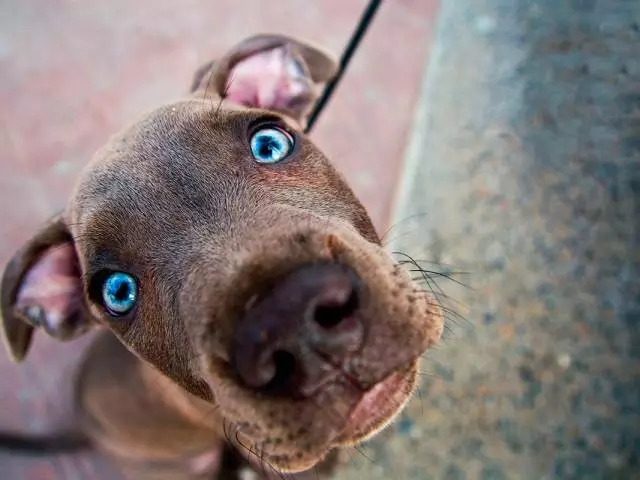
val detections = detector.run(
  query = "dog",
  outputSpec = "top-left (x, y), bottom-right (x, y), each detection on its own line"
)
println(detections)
top-left (0, 34), bottom-right (444, 479)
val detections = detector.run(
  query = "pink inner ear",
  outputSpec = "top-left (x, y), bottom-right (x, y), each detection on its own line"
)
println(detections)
top-left (225, 46), bottom-right (313, 115)
top-left (15, 243), bottom-right (84, 336)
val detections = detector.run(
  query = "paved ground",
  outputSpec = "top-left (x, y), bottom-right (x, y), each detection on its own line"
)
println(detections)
top-left (339, 0), bottom-right (639, 479)
top-left (2, 0), bottom-right (639, 479)
top-left (0, 0), bottom-right (439, 478)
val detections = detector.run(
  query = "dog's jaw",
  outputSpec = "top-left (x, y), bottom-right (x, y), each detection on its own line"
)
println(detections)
top-left (189, 219), bottom-right (443, 474)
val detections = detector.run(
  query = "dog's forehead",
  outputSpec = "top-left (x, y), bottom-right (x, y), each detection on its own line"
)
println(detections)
top-left (91, 98), bottom-right (241, 174)
top-left (64, 98), bottom-right (377, 264)
top-left (67, 100), bottom-right (266, 255)
top-left (75, 100), bottom-right (253, 212)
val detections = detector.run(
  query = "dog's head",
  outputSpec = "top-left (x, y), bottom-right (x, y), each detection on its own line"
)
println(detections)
top-left (0, 35), bottom-right (443, 473)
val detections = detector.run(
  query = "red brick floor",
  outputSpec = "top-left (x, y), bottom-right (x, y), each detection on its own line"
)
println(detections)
top-left (0, 0), bottom-right (439, 477)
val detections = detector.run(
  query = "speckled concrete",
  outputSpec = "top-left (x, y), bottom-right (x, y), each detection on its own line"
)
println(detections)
top-left (338, 0), bottom-right (640, 479)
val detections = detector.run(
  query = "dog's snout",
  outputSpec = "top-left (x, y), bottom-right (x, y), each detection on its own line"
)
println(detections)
top-left (231, 263), bottom-right (364, 397)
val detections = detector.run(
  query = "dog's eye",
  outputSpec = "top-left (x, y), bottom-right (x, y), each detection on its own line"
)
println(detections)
top-left (102, 272), bottom-right (138, 316)
top-left (250, 127), bottom-right (294, 164)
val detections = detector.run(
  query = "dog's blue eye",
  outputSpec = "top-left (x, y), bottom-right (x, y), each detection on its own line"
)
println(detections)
top-left (250, 127), bottom-right (294, 164)
top-left (102, 272), bottom-right (138, 315)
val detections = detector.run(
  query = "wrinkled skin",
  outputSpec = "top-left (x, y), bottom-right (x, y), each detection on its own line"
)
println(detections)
top-left (0, 34), bottom-right (443, 478)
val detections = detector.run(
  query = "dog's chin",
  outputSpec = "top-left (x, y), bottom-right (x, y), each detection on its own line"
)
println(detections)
top-left (259, 364), bottom-right (419, 474)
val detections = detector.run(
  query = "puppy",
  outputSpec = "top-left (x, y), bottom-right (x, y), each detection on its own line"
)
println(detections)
top-left (0, 34), bottom-right (443, 479)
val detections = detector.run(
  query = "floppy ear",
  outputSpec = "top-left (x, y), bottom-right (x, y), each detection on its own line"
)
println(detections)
top-left (191, 33), bottom-right (338, 126)
top-left (0, 215), bottom-right (90, 362)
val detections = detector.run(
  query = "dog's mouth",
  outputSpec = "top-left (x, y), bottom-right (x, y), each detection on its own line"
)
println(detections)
top-left (335, 366), bottom-right (417, 445)
top-left (229, 366), bottom-right (419, 474)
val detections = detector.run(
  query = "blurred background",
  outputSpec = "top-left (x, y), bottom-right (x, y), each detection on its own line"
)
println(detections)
top-left (0, 0), bottom-right (638, 479)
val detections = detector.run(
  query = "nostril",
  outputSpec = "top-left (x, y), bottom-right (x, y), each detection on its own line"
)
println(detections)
top-left (232, 262), bottom-right (364, 395)
top-left (265, 350), bottom-right (297, 392)
top-left (313, 288), bottom-right (359, 329)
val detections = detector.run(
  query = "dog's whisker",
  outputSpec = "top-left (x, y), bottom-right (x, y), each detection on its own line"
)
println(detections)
top-left (353, 443), bottom-right (380, 467)
top-left (203, 65), bottom-right (219, 110)
top-left (228, 419), bottom-right (274, 479)
top-left (225, 418), bottom-right (247, 462)
top-left (259, 444), bottom-right (287, 480)
top-left (416, 370), bottom-right (442, 380)
top-left (382, 229), bottom-right (429, 249)
top-left (406, 266), bottom-right (472, 281)
top-left (405, 262), bottom-right (450, 299)
top-left (249, 440), bottom-right (267, 478)
top-left (214, 74), bottom-right (234, 121)
top-left (379, 212), bottom-right (429, 245)
top-left (392, 251), bottom-right (468, 274)
top-left (436, 304), bottom-right (472, 329)
top-left (408, 272), bottom-right (472, 288)
top-left (413, 270), bottom-right (472, 291)
top-left (394, 255), bottom-right (465, 270)
top-left (411, 283), bottom-right (463, 303)
top-left (415, 383), bottom-right (425, 418)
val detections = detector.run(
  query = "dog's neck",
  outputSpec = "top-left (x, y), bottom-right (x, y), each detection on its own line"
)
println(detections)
top-left (139, 360), bottom-right (219, 429)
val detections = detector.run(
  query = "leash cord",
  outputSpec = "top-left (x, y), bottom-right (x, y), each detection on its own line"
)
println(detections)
top-left (304, 0), bottom-right (384, 133)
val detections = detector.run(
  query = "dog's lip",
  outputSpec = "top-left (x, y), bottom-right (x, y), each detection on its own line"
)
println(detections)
top-left (335, 370), bottom-right (414, 444)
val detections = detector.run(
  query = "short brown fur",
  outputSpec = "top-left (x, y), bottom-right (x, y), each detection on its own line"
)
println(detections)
top-left (0, 34), bottom-right (443, 479)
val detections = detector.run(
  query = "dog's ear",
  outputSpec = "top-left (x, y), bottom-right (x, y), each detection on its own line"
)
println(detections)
top-left (191, 34), bottom-right (338, 126)
top-left (0, 215), bottom-right (90, 362)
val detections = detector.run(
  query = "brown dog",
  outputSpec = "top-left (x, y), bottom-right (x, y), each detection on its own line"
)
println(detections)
top-left (0, 34), bottom-right (443, 479)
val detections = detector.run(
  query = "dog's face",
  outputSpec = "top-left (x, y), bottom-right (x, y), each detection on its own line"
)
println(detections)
top-left (0, 35), bottom-right (443, 473)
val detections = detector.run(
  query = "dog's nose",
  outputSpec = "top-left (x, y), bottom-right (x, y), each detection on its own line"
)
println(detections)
top-left (231, 262), bottom-right (364, 397)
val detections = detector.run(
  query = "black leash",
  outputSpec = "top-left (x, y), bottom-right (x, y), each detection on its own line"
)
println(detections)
top-left (304, 0), bottom-right (384, 133)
